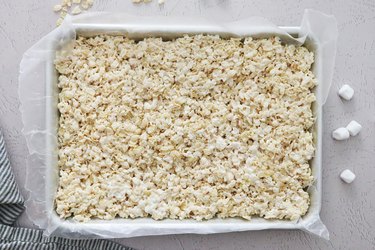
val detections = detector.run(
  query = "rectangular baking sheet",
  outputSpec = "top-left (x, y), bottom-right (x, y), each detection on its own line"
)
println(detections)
top-left (44, 22), bottom-right (323, 238)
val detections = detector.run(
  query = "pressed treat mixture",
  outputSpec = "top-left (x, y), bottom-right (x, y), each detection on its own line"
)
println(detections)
top-left (55, 35), bottom-right (316, 222)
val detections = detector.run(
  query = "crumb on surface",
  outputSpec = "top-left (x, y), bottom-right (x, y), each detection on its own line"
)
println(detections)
top-left (54, 0), bottom-right (93, 25)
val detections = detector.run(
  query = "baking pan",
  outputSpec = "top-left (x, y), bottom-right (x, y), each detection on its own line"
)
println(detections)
top-left (44, 22), bottom-right (322, 238)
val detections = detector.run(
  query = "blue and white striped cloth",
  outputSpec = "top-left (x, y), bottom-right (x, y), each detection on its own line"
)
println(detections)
top-left (0, 129), bottom-right (132, 250)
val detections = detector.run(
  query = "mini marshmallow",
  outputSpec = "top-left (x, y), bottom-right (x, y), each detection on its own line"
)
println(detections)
top-left (338, 84), bottom-right (354, 100)
top-left (346, 120), bottom-right (362, 136)
top-left (332, 127), bottom-right (350, 140)
top-left (340, 169), bottom-right (356, 183)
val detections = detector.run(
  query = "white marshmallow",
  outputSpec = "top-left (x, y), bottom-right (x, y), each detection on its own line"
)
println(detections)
top-left (332, 127), bottom-right (350, 140)
top-left (340, 169), bottom-right (356, 183)
top-left (338, 84), bottom-right (354, 100)
top-left (346, 120), bottom-right (362, 136)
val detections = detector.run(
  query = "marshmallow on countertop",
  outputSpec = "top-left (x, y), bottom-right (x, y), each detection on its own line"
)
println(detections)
top-left (332, 127), bottom-right (350, 140)
top-left (338, 84), bottom-right (354, 100)
top-left (340, 169), bottom-right (356, 183)
top-left (346, 120), bottom-right (362, 136)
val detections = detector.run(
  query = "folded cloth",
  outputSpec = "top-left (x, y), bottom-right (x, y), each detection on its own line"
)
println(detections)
top-left (0, 129), bottom-right (133, 250)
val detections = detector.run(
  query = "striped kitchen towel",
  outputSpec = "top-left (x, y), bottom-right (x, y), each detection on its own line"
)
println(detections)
top-left (0, 129), bottom-right (133, 250)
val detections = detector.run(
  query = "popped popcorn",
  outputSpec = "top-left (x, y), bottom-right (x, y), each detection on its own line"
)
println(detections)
top-left (55, 35), bottom-right (317, 222)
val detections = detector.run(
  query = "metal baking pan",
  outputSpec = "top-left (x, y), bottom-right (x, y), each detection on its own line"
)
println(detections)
top-left (44, 21), bottom-right (322, 238)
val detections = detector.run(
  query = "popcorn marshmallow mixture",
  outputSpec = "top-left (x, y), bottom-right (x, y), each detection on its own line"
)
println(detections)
top-left (55, 35), bottom-right (317, 222)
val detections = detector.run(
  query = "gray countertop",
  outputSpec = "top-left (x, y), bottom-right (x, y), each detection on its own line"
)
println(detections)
top-left (1, 0), bottom-right (374, 249)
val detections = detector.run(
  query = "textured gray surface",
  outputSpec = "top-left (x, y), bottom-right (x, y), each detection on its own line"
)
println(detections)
top-left (0, 0), bottom-right (374, 249)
